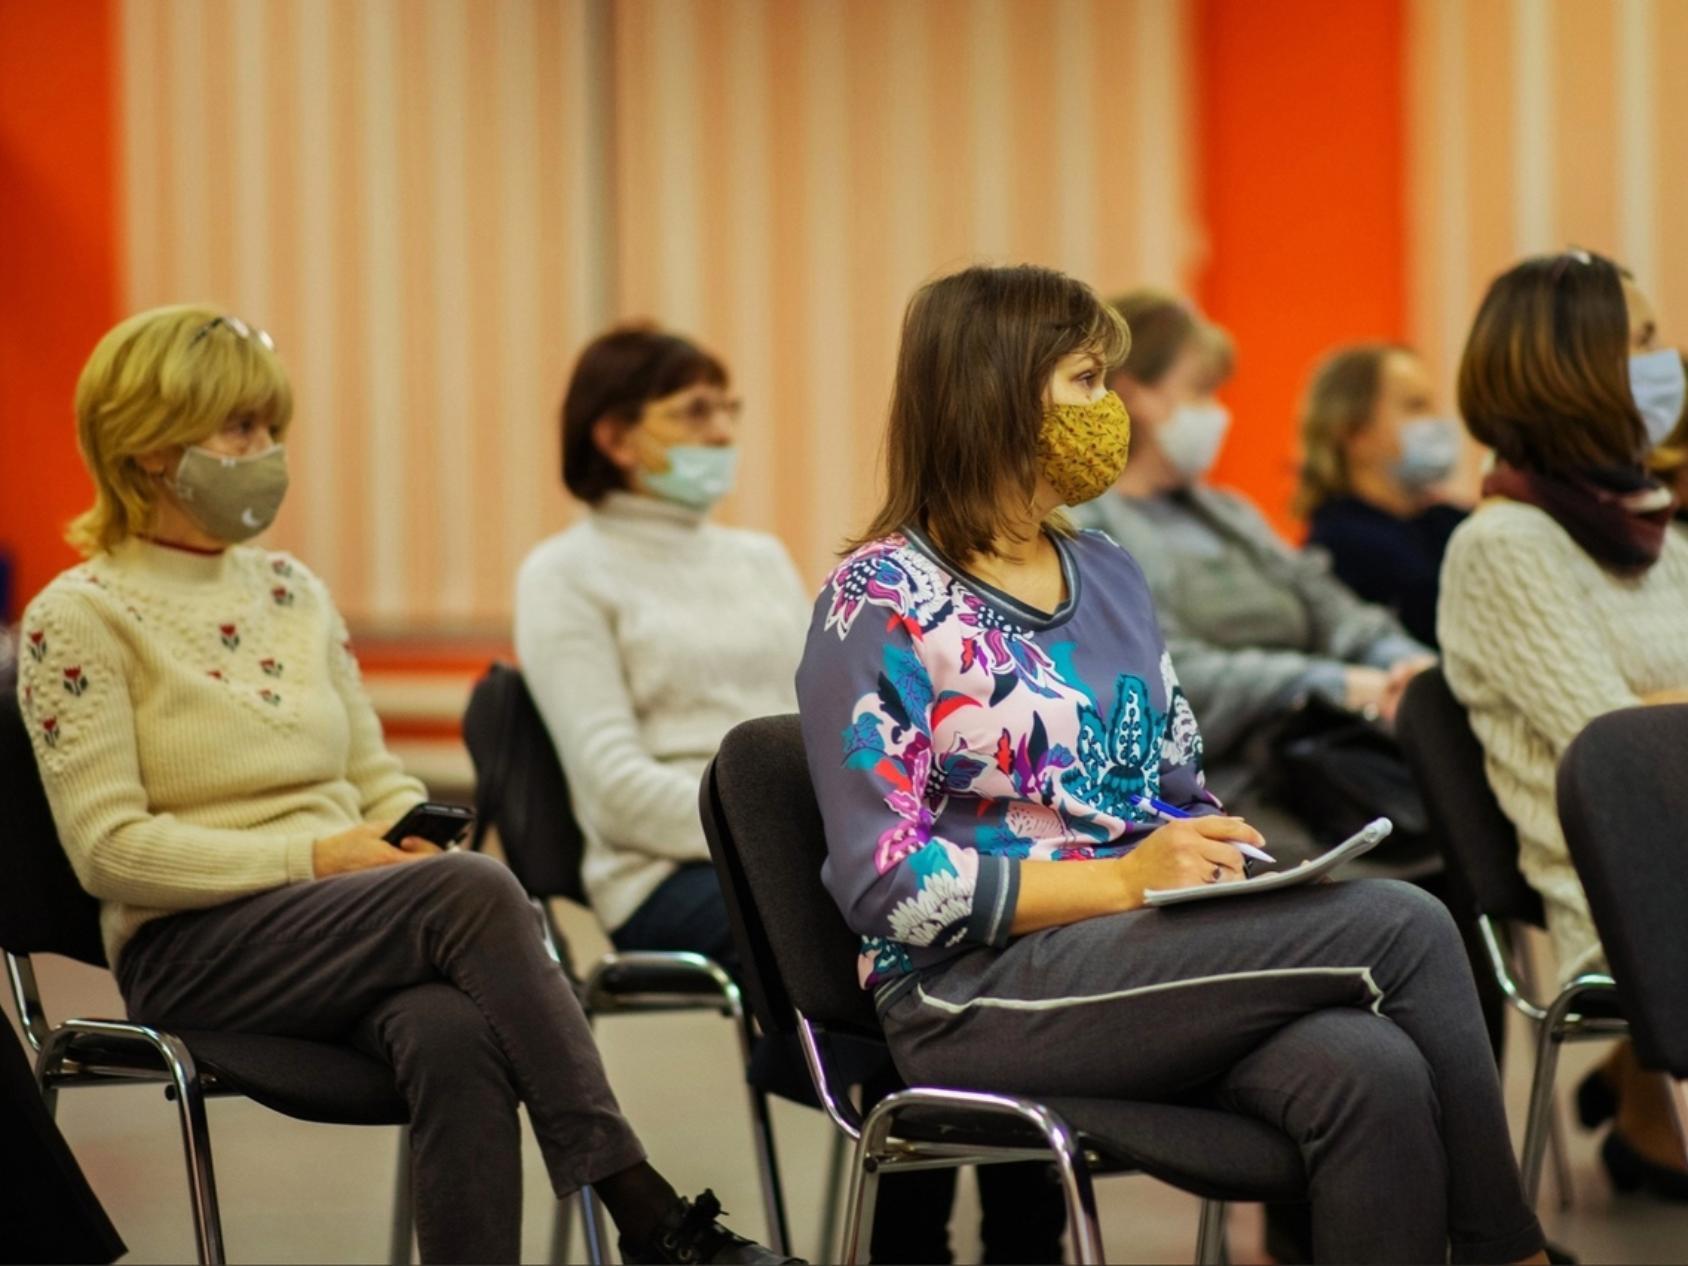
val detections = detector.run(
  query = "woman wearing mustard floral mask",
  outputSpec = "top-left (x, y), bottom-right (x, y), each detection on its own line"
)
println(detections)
top-left (796, 265), bottom-right (1548, 1265)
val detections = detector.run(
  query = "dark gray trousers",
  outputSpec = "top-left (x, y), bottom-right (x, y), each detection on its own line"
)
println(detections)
top-left (881, 879), bottom-right (1545, 1265)
top-left (117, 850), bottom-right (646, 1264)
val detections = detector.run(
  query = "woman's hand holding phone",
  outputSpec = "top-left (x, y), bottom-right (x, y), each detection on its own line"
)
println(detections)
top-left (312, 821), bottom-right (441, 878)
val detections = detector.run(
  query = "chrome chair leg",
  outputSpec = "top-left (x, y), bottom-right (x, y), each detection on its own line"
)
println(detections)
top-left (1194, 1198), bottom-right (1228, 1266)
top-left (1521, 998), bottom-right (1571, 1206)
top-left (1051, 1141), bottom-right (1105, 1266)
top-left (550, 1196), bottom-right (574, 1265)
top-left (163, 1041), bottom-right (227, 1265)
top-left (816, 1128), bottom-right (849, 1264)
top-left (389, 1129), bottom-right (414, 1266)
top-left (580, 1184), bottom-right (611, 1266)
top-left (837, 1130), bottom-right (883, 1266)
top-left (1546, 1088), bottom-right (1575, 1212)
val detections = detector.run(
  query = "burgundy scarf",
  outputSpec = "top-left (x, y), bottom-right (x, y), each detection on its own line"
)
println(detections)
top-left (1483, 462), bottom-right (1677, 575)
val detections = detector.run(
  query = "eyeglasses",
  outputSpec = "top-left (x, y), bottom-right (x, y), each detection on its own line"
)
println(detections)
top-left (190, 315), bottom-right (276, 351)
top-left (650, 397), bottom-right (744, 428)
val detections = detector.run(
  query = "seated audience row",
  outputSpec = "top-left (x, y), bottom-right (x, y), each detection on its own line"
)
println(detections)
top-left (19, 245), bottom-right (1688, 1261)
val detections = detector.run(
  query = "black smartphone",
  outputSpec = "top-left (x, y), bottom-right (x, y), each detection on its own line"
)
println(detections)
top-left (385, 802), bottom-right (475, 848)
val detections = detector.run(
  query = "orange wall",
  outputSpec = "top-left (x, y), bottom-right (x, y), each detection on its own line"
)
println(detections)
top-left (1195, 0), bottom-right (1407, 537)
top-left (0, 0), bottom-right (117, 620)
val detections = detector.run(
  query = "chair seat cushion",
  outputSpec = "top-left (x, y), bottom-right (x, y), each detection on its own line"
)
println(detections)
top-left (181, 1031), bottom-right (408, 1125)
top-left (64, 1028), bottom-right (408, 1126)
top-left (891, 1095), bottom-right (1305, 1203)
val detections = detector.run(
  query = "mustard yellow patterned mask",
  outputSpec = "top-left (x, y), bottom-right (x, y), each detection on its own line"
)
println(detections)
top-left (1036, 390), bottom-right (1131, 506)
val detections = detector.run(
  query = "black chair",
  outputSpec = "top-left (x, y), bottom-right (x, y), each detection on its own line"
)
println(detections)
top-left (1396, 667), bottom-right (1624, 1207)
top-left (700, 713), bottom-right (1309, 1265)
top-left (1558, 704), bottom-right (1688, 1163)
top-left (461, 663), bottom-right (799, 1259)
top-left (0, 678), bottom-right (414, 1266)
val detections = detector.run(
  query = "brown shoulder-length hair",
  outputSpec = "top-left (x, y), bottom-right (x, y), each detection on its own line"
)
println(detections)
top-left (1293, 342), bottom-right (1413, 518)
top-left (849, 265), bottom-right (1130, 560)
top-left (1458, 251), bottom-right (1645, 475)
top-left (560, 322), bottom-right (727, 504)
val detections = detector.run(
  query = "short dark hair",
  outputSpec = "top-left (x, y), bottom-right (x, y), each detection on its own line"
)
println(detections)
top-left (1107, 288), bottom-right (1197, 387)
top-left (560, 323), bottom-right (728, 504)
top-left (849, 264), bottom-right (1130, 560)
top-left (1458, 251), bottom-right (1644, 475)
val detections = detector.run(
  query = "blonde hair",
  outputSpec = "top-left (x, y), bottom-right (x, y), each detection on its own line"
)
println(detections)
top-left (68, 305), bottom-right (293, 555)
top-left (1293, 342), bottom-right (1412, 519)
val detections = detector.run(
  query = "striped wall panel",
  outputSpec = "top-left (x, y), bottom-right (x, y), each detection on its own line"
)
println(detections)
top-left (118, 0), bottom-right (1196, 626)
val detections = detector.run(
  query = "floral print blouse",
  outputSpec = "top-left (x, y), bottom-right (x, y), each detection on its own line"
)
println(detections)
top-left (796, 526), bottom-right (1217, 1004)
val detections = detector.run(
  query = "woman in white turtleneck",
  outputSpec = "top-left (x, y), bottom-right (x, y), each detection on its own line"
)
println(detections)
top-left (515, 324), bottom-right (810, 943)
top-left (514, 322), bottom-right (1071, 1265)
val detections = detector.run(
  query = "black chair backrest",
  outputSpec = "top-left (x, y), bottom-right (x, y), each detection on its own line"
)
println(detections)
top-left (1558, 705), bottom-right (1688, 1074)
top-left (700, 714), bottom-right (880, 1041)
top-left (460, 663), bottom-right (588, 905)
top-left (1397, 666), bottom-right (1544, 927)
top-left (0, 667), bottom-right (107, 966)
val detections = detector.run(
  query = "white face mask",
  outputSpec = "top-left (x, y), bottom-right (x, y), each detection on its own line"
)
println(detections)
top-left (1391, 417), bottom-right (1461, 491)
top-left (1158, 403), bottom-right (1231, 482)
top-left (1630, 349), bottom-right (1686, 449)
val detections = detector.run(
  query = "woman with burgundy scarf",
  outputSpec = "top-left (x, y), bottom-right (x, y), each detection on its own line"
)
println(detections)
top-left (1440, 250), bottom-right (1688, 1199)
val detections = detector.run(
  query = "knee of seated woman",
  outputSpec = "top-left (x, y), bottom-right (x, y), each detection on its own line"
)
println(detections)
top-left (1344, 877), bottom-right (1457, 937)
top-left (426, 848), bottom-right (530, 909)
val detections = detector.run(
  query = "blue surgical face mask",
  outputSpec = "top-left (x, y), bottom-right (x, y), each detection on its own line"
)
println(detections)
top-left (1630, 348), bottom-right (1687, 449)
top-left (1391, 417), bottom-right (1461, 491)
top-left (643, 444), bottom-right (738, 510)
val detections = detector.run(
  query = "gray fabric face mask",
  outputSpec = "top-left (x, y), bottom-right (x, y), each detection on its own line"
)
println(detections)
top-left (169, 443), bottom-right (290, 543)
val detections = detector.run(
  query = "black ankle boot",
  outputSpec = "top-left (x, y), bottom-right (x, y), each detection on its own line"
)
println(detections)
top-left (619, 1189), bottom-right (803, 1265)
top-left (1600, 1132), bottom-right (1688, 1202)
top-left (1575, 1067), bottom-right (1618, 1129)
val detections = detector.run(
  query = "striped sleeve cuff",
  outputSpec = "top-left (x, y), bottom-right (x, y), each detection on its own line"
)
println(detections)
top-left (962, 853), bottom-right (1021, 948)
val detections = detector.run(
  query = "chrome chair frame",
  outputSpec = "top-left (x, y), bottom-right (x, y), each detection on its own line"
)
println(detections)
top-left (6, 949), bottom-right (413, 1266)
top-left (527, 899), bottom-right (801, 1263)
top-left (796, 1012), bottom-right (1230, 1266)
top-left (1474, 915), bottom-right (1628, 1206)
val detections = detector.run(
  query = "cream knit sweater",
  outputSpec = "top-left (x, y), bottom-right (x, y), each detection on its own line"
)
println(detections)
top-left (514, 493), bottom-right (811, 931)
top-left (17, 538), bottom-right (426, 966)
top-left (1439, 500), bottom-right (1688, 981)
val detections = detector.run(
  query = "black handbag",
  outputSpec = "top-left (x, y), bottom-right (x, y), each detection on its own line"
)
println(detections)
top-left (1268, 695), bottom-right (1440, 871)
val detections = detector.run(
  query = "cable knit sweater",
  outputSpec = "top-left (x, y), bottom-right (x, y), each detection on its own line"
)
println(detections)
top-left (16, 538), bottom-right (426, 967)
top-left (514, 493), bottom-right (812, 931)
top-left (1439, 500), bottom-right (1688, 981)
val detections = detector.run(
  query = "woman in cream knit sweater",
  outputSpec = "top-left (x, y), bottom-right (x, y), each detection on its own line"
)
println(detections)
top-left (16, 307), bottom-right (790, 1266)
top-left (1439, 252), bottom-right (1688, 1197)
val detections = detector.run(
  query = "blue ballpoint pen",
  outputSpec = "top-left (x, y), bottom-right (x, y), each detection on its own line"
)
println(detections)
top-left (1126, 793), bottom-right (1276, 864)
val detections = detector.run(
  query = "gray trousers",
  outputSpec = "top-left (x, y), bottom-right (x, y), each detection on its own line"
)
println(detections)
top-left (117, 850), bottom-right (646, 1264)
top-left (882, 879), bottom-right (1545, 1265)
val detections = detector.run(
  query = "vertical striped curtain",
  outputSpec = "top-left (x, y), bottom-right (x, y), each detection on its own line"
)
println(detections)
top-left (117, 0), bottom-right (1196, 628)
top-left (1406, 0), bottom-right (1688, 403)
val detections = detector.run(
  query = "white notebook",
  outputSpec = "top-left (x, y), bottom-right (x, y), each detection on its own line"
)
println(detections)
top-left (1143, 817), bottom-right (1395, 908)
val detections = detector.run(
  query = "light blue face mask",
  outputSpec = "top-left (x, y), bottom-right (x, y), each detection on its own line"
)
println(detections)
top-left (643, 444), bottom-right (739, 510)
top-left (1630, 348), bottom-right (1687, 449)
top-left (1391, 417), bottom-right (1461, 491)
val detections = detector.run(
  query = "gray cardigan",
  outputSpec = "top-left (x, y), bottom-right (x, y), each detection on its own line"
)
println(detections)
top-left (1072, 487), bottom-right (1427, 758)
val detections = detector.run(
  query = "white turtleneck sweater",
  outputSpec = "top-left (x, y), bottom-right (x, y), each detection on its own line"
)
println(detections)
top-left (17, 538), bottom-right (426, 966)
top-left (514, 493), bottom-right (812, 930)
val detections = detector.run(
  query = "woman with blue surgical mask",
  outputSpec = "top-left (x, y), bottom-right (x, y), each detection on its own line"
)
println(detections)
top-left (1073, 292), bottom-right (1431, 819)
top-left (1440, 251), bottom-right (1688, 1200)
top-left (1296, 344), bottom-right (1468, 647)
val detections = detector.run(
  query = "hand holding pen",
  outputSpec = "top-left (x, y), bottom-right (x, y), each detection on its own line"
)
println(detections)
top-left (1127, 794), bottom-right (1276, 865)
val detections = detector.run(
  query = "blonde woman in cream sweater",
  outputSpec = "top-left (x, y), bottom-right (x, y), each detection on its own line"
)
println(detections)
top-left (1439, 253), bottom-right (1688, 1199)
top-left (16, 307), bottom-right (792, 1266)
